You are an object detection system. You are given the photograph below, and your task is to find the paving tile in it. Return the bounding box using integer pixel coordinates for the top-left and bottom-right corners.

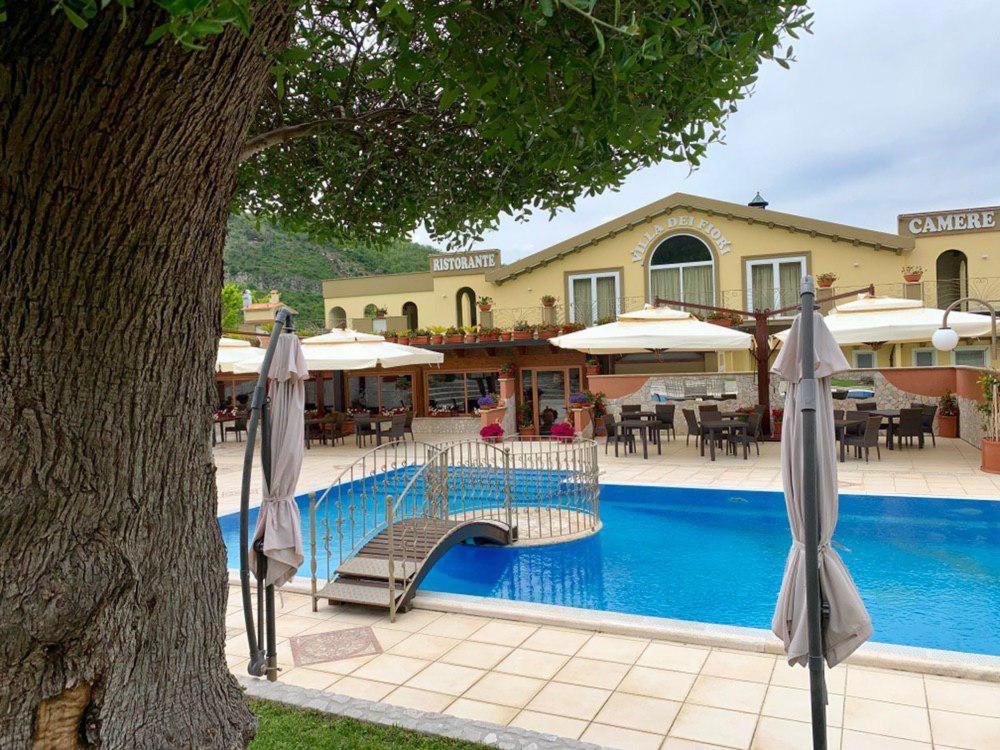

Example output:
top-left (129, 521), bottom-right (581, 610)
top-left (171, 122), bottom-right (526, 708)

top-left (326, 676), bottom-right (395, 701)
top-left (493, 648), bottom-right (569, 680)
top-left (467, 620), bottom-right (538, 647)
top-left (273, 615), bottom-right (325, 637)
top-left (750, 716), bottom-right (842, 750)
top-left (387, 632), bottom-right (460, 660)
top-left (383, 686), bottom-right (454, 713)
top-left (376, 608), bottom-right (443, 632)
top-left (660, 738), bottom-right (730, 749)
top-left (520, 626), bottom-right (593, 656)
top-left (405, 662), bottom-right (485, 696)
top-left (701, 651), bottom-right (775, 684)
top-left (277, 667), bottom-right (339, 691)
top-left (577, 633), bottom-right (649, 664)
top-left (840, 729), bottom-right (932, 749)
top-left (439, 640), bottom-right (512, 670)
top-left (761, 684), bottom-right (844, 726)
top-left (368, 625), bottom-right (411, 650)
top-left (929, 709), bottom-right (1000, 750)
top-left (554, 657), bottom-right (630, 690)
top-left (687, 675), bottom-right (767, 714)
top-left (526, 682), bottom-right (612, 721)
top-left (924, 676), bottom-right (1000, 717)
top-left (443, 698), bottom-right (519, 725)
top-left (580, 722), bottom-right (665, 750)
top-left (637, 642), bottom-right (710, 674)
top-left (350, 653), bottom-right (430, 685)
top-left (846, 666), bottom-right (926, 707)
top-left (619, 666), bottom-right (696, 701)
top-left (594, 692), bottom-right (682, 734)
top-left (463, 671), bottom-right (546, 708)
top-left (419, 613), bottom-right (490, 640)
top-left (668, 703), bottom-right (758, 749)
top-left (770, 660), bottom-right (846, 693)
top-left (305, 653), bottom-right (376, 676)
top-left (843, 696), bottom-right (931, 743)
top-left (509, 710), bottom-right (587, 740)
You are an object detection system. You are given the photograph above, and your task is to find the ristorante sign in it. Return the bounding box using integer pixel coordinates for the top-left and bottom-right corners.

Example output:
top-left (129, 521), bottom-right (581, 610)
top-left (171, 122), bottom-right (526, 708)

top-left (430, 250), bottom-right (500, 275)
top-left (629, 215), bottom-right (734, 262)
top-left (899, 207), bottom-right (998, 237)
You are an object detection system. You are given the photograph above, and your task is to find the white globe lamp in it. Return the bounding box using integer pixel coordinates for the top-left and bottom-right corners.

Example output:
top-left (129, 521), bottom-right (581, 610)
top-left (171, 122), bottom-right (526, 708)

top-left (932, 326), bottom-right (959, 352)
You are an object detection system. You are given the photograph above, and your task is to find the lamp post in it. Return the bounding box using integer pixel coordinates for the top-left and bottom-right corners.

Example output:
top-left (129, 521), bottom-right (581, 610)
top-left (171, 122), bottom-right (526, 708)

top-left (931, 297), bottom-right (998, 363)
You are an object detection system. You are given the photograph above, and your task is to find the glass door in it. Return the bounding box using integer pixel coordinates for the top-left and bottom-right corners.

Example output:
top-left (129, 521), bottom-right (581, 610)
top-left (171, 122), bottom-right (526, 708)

top-left (521, 368), bottom-right (582, 435)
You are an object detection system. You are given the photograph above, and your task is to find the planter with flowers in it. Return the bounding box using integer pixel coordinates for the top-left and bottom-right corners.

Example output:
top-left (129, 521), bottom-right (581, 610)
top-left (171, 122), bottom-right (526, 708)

top-left (771, 408), bottom-right (785, 438)
top-left (373, 306), bottom-right (387, 319)
top-left (938, 392), bottom-right (959, 438)
top-left (560, 321), bottom-right (584, 335)
top-left (517, 403), bottom-right (535, 437)
top-left (410, 329), bottom-right (430, 345)
top-left (568, 392), bottom-right (595, 438)
top-left (397, 331), bottom-right (410, 345)
top-left (585, 358), bottom-right (600, 376)
top-left (706, 310), bottom-right (743, 328)
top-left (480, 422), bottom-right (504, 444)
top-left (498, 362), bottom-right (516, 379)
top-left (540, 294), bottom-right (557, 308)
top-left (384, 332), bottom-right (398, 343)
top-left (538, 324), bottom-right (559, 339)
top-left (511, 321), bottom-right (535, 341)
top-left (499, 329), bottom-right (512, 341)
top-left (902, 265), bottom-right (924, 283)
top-left (477, 295), bottom-right (493, 312)
top-left (430, 331), bottom-right (444, 345)
top-left (444, 326), bottom-right (463, 344)
top-left (816, 272), bottom-right (837, 289)
top-left (478, 327), bottom-right (499, 343)
top-left (978, 373), bottom-right (1000, 473)
top-left (463, 327), bottom-right (477, 344)
top-left (551, 421), bottom-right (575, 442)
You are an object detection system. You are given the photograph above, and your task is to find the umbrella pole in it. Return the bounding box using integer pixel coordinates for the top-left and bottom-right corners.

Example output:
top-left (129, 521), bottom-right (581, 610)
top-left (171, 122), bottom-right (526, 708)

top-left (798, 277), bottom-right (828, 749)
top-left (239, 310), bottom-right (292, 678)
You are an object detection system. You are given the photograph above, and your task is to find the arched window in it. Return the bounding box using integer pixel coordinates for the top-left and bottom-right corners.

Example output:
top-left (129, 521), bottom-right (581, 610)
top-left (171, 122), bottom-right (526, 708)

top-left (363, 303), bottom-right (378, 318)
top-left (936, 249), bottom-right (968, 310)
top-left (327, 306), bottom-right (347, 329)
top-left (455, 287), bottom-right (477, 327)
top-left (647, 234), bottom-right (715, 308)
top-left (402, 301), bottom-right (418, 330)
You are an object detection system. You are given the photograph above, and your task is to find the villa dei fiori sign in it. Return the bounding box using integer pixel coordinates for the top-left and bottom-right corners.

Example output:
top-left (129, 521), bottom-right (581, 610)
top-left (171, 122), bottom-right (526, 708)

top-left (630, 215), bottom-right (734, 262)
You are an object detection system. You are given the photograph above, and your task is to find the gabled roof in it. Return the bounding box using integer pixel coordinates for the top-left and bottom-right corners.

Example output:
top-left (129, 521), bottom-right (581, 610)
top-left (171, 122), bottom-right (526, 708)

top-left (486, 192), bottom-right (913, 284)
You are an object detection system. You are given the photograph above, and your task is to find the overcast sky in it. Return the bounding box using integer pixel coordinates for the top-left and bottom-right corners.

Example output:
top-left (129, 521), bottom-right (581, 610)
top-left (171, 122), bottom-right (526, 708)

top-left (413, 0), bottom-right (1000, 261)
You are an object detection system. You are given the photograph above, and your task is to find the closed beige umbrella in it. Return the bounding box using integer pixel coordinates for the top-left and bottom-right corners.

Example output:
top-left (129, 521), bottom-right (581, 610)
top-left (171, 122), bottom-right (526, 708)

top-left (249, 332), bottom-right (308, 587)
top-left (771, 311), bottom-right (873, 668)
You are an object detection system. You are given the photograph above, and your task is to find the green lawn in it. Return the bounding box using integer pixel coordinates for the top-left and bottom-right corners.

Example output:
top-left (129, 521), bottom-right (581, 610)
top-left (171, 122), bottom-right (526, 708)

top-left (249, 700), bottom-right (485, 749)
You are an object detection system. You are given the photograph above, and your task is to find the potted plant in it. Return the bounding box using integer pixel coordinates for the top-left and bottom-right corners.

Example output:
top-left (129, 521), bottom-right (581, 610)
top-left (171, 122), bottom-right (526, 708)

top-left (511, 321), bottom-right (534, 340)
top-left (569, 392), bottom-right (591, 408)
top-left (517, 403), bottom-right (535, 436)
top-left (585, 357), bottom-right (600, 376)
top-left (477, 295), bottom-right (493, 312)
top-left (540, 294), bottom-right (557, 308)
top-left (561, 321), bottom-right (584, 334)
top-left (477, 394), bottom-right (499, 410)
top-left (771, 407), bottom-right (785, 438)
top-left (463, 326), bottom-right (477, 344)
top-left (397, 330), bottom-right (411, 345)
top-left (551, 421), bottom-right (575, 442)
top-left (480, 422), bottom-right (504, 443)
top-left (977, 373), bottom-right (1000, 473)
top-left (902, 265), bottom-right (924, 283)
top-left (410, 328), bottom-right (430, 345)
top-left (430, 329), bottom-right (444, 345)
top-left (444, 326), bottom-right (463, 344)
top-left (498, 362), bottom-right (516, 379)
top-left (499, 328), bottom-right (512, 341)
top-left (374, 306), bottom-right (388, 319)
top-left (478, 327), bottom-right (499, 343)
top-left (384, 331), bottom-right (398, 343)
top-left (938, 392), bottom-right (959, 438)
top-left (816, 272), bottom-right (837, 288)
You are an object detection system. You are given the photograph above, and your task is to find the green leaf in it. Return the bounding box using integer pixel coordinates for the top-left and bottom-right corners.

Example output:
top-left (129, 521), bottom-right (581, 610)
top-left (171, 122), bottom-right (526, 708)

top-left (60, 3), bottom-right (89, 30)
top-left (539, 0), bottom-right (554, 17)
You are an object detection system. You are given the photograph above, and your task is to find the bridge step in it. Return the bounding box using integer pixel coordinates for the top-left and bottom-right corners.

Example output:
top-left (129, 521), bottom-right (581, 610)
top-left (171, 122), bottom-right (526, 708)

top-left (336, 556), bottom-right (419, 581)
top-left (319, 579), bottom-right (401, 608)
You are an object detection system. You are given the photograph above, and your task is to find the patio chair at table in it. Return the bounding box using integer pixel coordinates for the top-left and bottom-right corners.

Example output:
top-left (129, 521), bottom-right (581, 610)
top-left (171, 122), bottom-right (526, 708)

top-left (682, 408), bottom-right (702, 447)
top-left (895, 408), bottom-right (925, 449)
top-left (385, 414), bottom-right (407, 442)
top-left (650, 404), bottom-right (676, 444)
top-left (403, 410), bottom-right (415, 441)
top-left (911, 402), bottom-right (938, 446)
top-left (602, 415), bottom-right (635, 457)
top-left (834, 409), bottom-right (845, 421)
top-left (324, 413), bottom-right (349, 446)
top-left (698, 403), bottom-right (720, 419)
top-left (855, 402), bottom-right (877, 412)
top-left (621, 404), bottom-right (641, 416)
top-left (843, 414), bottom-right (883, 462)
top-left (730, 411), bottom-right (762, 458)
top-left (224, 413), bottom-right (247, 443)
top-left (304, 416), bottom-right (325, 449)
top-left (355, 415), bottom-right (377, 447)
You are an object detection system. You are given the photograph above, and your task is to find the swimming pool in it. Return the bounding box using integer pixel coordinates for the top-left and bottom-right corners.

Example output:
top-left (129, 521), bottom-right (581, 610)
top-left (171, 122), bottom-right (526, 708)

top-left (218, 482), bottom-right (999, 655)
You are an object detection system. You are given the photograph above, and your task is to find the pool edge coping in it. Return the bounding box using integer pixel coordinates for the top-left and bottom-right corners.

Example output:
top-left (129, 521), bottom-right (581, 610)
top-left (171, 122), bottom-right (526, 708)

top-left (230, 572), bottom-right (1000, 683)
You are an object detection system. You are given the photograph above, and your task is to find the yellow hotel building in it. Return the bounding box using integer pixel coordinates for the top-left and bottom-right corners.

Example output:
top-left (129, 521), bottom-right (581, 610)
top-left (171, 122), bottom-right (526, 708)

top-left (324, 192), bottom-right (997, 374)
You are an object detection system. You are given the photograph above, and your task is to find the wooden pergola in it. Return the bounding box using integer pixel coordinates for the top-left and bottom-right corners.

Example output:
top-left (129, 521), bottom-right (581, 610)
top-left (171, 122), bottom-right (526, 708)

top-left (654, 284), bottom-right (874, 435)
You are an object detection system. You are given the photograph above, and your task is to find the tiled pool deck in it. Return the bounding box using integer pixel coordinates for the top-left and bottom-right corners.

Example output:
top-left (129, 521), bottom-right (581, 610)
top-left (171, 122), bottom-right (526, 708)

top-left (216, 435), bottom-right (999, 749)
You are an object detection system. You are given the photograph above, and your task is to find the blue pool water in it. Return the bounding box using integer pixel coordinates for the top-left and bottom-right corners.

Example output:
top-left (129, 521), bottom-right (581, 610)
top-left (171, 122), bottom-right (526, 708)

top-left (219, 481), bottom-right (1000, 655)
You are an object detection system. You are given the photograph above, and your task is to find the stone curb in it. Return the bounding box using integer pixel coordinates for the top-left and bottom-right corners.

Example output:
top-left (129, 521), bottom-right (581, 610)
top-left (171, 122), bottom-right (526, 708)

top-left (239, 676), bottom-right (605, 750)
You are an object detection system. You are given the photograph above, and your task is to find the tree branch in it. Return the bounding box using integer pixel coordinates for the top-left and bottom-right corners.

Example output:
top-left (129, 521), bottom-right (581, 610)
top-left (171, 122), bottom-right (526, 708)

top-left (239, 114), bottom-right (343, 163)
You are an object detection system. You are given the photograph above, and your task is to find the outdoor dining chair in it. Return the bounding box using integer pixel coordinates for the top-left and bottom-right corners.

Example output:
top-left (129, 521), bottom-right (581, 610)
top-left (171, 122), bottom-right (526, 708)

top-left (843, 414), bottom-right (883, 462)
top-left (911, 402), bottom-right (938, 446)
top-left (854, 402), bottom-right (877, 411)
top-left (621, 404), bottom-right (641, 415)
top-left (355, 416), bottom-right (377, 447)
top-left (682, 408), bottom-right (702, 447)
top-left (224, 414), bottom-right (247, 443)
top-left (729, 410), bottom-right (763, 458)
top-left (698, 403), bottom-right (720, 418)
top-left (602, 415), bottom-right (636, 457)
top-left (895, 408), bottom-right (926, 449)
top-left (650, 404), bottom-right (676, 444)
top-left (385, 414), bottom-right (407, 442)
top-left (403, 410), bottom-right (415, 440)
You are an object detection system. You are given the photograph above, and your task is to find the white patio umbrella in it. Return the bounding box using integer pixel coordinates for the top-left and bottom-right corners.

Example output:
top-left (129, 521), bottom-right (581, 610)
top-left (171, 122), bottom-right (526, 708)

top-left (233, 327), bottom-right (443, 372)
top-left (773, 294), bottom-right (993, 345)
top-left (771, 311), bottom-right (873, 668)
top-left (549, 304), bottom-right (753, 353)
top-left (217, 336), bottom-right (265, 374)
top-left (249, 332), bottom-right (308, 587)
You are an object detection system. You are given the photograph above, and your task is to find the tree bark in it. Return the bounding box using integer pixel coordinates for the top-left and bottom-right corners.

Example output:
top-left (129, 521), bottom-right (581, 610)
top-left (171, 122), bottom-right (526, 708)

top-left (0, 3), bottom-right (289, 747)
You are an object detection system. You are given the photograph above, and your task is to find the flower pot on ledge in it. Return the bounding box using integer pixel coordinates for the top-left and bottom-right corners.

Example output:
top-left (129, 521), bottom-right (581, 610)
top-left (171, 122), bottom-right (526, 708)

top-left (585, 364), bottom-right (600, 376)
top-left (518, 425), bottom-right (536, 437)
top-left (982, 439), bottom-right (1000, 474)
top-left (903, 273), bottom-right (923, 283)
top-left (938, 414), bottom-right (958, 439)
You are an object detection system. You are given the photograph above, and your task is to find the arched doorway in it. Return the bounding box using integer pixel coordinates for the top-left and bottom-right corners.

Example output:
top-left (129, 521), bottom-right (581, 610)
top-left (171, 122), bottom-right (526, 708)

top-left (647, 234), bottom-right (715, 307)
top-left (327, 306), bottom-right (347, 329)
top-left (402, 301), bottom-right (418, 330)
top-left (455, 287), bottom-right (477, 327)
top-left (936, 250), bottom-right (968, 310)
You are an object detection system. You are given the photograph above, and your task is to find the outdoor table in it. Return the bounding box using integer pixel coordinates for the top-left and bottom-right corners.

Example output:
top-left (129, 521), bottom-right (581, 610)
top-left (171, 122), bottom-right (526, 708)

top-left (700, 419), bottom-right (741, 461)
top-left (214, 415), bottom-right (236, 445)
top-left (352, 413), bottom-right (395, 446)
top-left (619, 418), bottom-right (661, 459)
top-left (871, 409), bottom-right (901, 450)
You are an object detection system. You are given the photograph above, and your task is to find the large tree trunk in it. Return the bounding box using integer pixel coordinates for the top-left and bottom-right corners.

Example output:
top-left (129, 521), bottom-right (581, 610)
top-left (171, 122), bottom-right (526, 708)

top-left (0, 4), bottom-right (288, 747)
